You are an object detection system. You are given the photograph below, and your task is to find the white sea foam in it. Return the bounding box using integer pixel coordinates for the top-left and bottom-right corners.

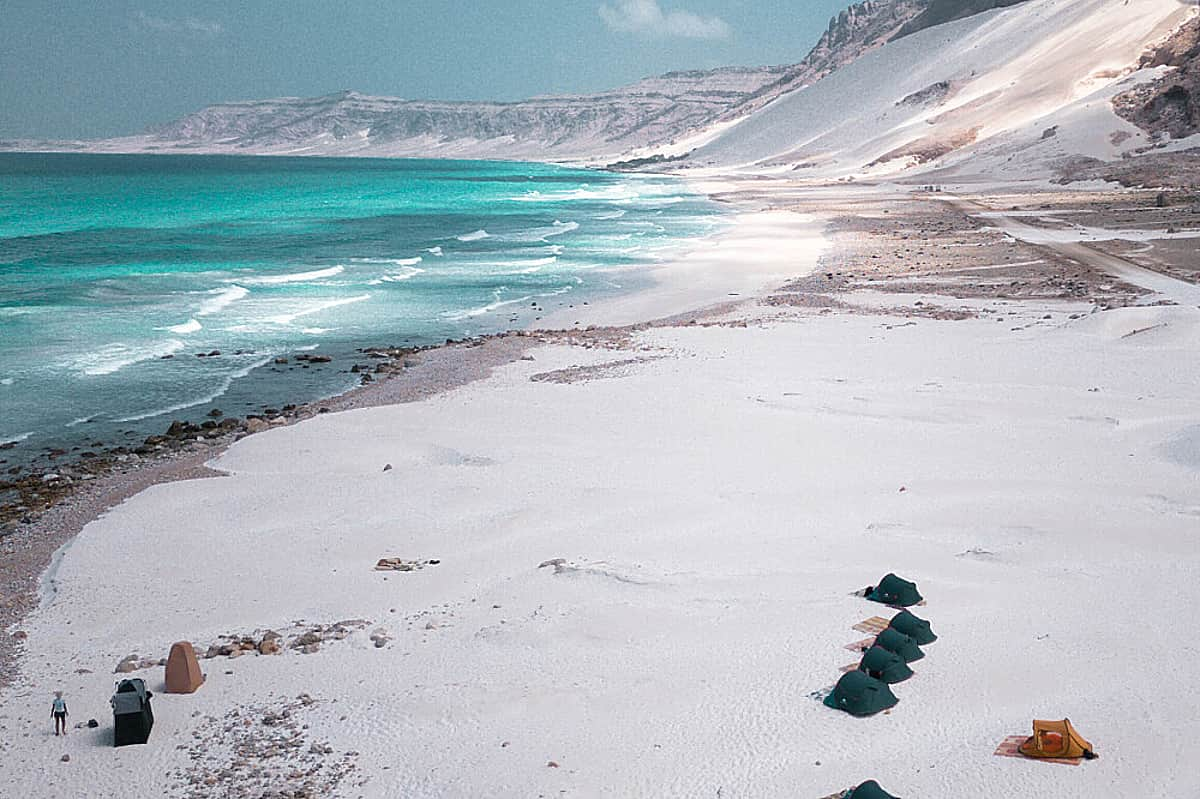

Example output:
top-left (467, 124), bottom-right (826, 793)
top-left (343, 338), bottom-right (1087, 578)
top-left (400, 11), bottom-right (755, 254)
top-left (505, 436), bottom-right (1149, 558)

top-left (113, 355), bottom-right (273, 423)
top-left (241, 265), bottom-right (346, 285)
top-left (446, 284), bottom-right (574, 321)
top-left (595, 210), bottom-right (627, 220)
top-left (352, 257), bottom-right (423, 267)
top-left (0, 377), bottom-right (13, 386)
top-left (79, 339), bottom-right (186, 376)
top-left (490, 257), bottom-right (558, 274)
top-left (502, 221), bottom-right (581, 243)
top-left (545, 221), bottom-right (579, 238)
top-left (300, 328), bottom-right (332, 335)
top-left (457, 230), bottom-right (490, 242)
top-left (166, 318), bottom-right (202, 334)
top-left (446, 293), bottom-right (536, 321)
top-left (1, 431), bottom-right (32, 445)
top-left (65, 416), bottom-right (94, 428)
top-left (198, 285), bottom-right (250, 317)
top-left (267, 294), bottom-right (372, 325)
top-left (426, 246), bottom-right (444, 256)
top-left (509, 185), bottom-right (642, 203)
top-left (367, 266), bottom-right (425, 285)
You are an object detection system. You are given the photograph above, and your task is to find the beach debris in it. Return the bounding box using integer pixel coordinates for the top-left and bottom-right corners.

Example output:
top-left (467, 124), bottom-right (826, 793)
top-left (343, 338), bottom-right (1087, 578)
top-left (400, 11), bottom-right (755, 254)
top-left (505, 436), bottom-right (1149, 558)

top-left (382, 463), bottom-right (393, 472)
top-left (114, 653), bottom-right (164, 674)
top-left (370, 628), bottom-right (391, 648)
top-left (375, 557), bottom-right (440, 572)
top-left (175, 695), bottom-right (358, 799)
top-left (60, 754), bottom-right (70, 763)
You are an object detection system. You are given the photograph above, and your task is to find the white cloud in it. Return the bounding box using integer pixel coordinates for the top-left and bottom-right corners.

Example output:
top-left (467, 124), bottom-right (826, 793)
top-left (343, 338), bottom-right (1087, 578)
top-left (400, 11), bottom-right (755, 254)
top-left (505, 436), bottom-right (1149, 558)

top-left (598, 0), bottom-right (731, 40)
top-left (136, 11), bottom-right (224, 36)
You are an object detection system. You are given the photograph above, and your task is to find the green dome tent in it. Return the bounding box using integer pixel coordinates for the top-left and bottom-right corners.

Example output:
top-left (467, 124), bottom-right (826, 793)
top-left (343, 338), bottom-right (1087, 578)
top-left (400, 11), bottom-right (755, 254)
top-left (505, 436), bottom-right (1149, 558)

top-left (858, 645), bottom-right (914, 684)
top-left (865, 573), bottom-right (923, 607)
top-left (846, 780), bottom-right (901, 799)
top-left (888, 610), bottom-right (936, 645)
top-left (873, 628), bottom-right (924, 663)
top-left (823, 670), bottom-right (899, 717)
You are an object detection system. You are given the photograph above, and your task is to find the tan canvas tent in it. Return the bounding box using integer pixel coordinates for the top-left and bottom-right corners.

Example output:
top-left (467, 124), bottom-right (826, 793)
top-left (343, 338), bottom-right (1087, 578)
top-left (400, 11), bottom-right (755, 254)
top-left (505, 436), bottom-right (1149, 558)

top-left (164, 641), bottom-right (204, 694)
top-left (1018, 718), bottom-right (1096, 759)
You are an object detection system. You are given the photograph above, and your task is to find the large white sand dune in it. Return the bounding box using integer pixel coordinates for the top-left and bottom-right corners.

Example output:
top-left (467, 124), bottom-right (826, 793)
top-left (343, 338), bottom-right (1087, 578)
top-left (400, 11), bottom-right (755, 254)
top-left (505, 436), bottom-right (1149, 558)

top-left (685, 0), bottom-right (1195, 180)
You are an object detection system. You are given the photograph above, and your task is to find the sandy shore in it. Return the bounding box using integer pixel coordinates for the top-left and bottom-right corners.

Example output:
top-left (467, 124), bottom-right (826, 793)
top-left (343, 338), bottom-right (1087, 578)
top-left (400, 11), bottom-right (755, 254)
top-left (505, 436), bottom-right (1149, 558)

top-left (2, 180), bottom-right (1199, 798)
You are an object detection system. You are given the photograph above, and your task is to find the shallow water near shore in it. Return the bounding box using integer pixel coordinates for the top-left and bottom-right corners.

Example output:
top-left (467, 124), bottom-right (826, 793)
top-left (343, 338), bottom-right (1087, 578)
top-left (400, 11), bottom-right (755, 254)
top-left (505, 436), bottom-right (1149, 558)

top-left (0, 153), bottom-right (723, 463)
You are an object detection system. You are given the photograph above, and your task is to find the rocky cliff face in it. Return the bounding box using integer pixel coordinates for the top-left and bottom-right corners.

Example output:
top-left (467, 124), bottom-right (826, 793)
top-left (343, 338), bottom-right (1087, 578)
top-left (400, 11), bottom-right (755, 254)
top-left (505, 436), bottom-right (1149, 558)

top-left (1113, 16), bottom-right (1200, 140)
top-left (142, 67), bottom-right (793, 160)
top-left (893, 0), bottom-right (1031, 38)
top-left (712, 0), bottom-right (927, 123)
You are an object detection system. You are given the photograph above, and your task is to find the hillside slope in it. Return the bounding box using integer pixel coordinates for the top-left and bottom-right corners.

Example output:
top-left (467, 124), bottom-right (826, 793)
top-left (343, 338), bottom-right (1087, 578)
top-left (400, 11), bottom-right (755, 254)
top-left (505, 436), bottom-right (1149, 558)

top-left (2, 1), bottom-right (932, 160)
top-left (680, 0), bottom-right (1195, 181)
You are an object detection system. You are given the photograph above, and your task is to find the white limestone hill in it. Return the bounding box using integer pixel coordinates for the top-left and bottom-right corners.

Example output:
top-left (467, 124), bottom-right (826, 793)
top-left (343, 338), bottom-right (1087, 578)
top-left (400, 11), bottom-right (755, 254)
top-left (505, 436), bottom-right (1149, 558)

top-left (678, 0), bottom-right (1198, 183)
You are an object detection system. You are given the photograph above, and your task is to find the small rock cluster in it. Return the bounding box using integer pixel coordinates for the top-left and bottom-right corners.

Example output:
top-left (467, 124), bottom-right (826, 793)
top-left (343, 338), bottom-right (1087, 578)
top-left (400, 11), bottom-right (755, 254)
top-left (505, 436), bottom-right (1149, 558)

top-left (174, 694), bottom-right (361, 799)
top-left (202, 620), bottom-right (375, 659)
top-left (112, 619), bottom-right (383, 673)
top-left (373, 557), bottom-right (440, 572)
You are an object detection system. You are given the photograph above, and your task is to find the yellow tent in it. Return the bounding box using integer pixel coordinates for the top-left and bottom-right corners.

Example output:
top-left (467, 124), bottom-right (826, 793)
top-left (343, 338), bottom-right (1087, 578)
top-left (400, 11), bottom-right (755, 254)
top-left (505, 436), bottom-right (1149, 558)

top-left (1018, 718), bottom-right (1096, 760)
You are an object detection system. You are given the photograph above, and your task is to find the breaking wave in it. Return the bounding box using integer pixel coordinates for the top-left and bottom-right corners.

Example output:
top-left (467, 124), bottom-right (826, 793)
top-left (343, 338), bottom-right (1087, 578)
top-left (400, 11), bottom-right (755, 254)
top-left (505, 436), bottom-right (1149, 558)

top-left (240, 265), bottom-right (345, 285)
top-left (198, 285), bottom-right (250, 317)
top-left (112, 355), bottom-right (274, 423)
top-left (78, 339), bottom-right (186, 377)
top-left (456, 230), bottom-right (490, 242)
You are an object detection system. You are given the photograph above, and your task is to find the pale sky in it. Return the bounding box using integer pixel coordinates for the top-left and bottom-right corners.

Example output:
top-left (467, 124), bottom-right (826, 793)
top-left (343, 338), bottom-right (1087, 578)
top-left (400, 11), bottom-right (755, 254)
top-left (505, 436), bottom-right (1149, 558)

top-left (0, 0), bottom-right (855, 139)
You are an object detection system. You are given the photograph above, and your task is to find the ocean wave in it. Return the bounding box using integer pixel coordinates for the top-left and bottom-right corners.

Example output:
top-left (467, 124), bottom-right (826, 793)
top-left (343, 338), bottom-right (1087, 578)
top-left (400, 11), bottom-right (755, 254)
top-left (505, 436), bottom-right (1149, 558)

top-left (0, 377), bottom-right (13, 386)
top-left (594, 210), bottom-right (627, 220)
top-left (300, 328), bottom-right (332, 335)
top-left (544, 221), bottom-right (579, 238)
top-left (267, 293), bottom-right (372, 325)
top-left (508, 185), bottom-right (641, 203)
top-left (240, 265), bottom-right (346, 285)
top-left (198, 285), bottom-right (250, 317)
top-left (457, 230), bottom-right (490, 242)
top-left (113, 355), bottom-right (273, 423)
top-left (445, 284), bottom-right (574, 321)
top-left (499, 221), bottom-right (580, 243)
top-left (446, 292), bottom-right (536, 321)
top-left (1, 431), bottom-right (32, 445)
top-left (165, 318), bottom-right (202, 334)
top-left (351, 257), bottom-right (423, 267)
top-left (367, 266), bottom-right (425, 285)
top-left (426, 246), bottom-right (444, 256)
top-left (489, 256), bottom-right (557, 274)
top-left (66, 416), bottom-right (95, 428)
top-left (79, 339), bottom-right (185, 377)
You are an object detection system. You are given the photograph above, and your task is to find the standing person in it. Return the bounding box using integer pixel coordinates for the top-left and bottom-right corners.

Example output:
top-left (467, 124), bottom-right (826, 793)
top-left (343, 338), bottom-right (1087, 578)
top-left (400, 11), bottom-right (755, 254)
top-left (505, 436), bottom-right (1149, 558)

top-left (51, 691), bottom-right (68, 736)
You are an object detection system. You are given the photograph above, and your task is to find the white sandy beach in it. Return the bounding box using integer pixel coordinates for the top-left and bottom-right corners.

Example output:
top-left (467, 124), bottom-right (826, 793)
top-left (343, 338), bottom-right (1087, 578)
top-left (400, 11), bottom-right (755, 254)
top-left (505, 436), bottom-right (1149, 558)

top-left (2, 190), bottom-right (1199, 798)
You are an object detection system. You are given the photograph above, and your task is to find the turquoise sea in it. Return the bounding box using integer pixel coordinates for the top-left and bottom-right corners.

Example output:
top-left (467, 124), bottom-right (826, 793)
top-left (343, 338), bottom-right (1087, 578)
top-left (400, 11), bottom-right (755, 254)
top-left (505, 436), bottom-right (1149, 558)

top-left (0, 153), bottom-right (723, 464)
